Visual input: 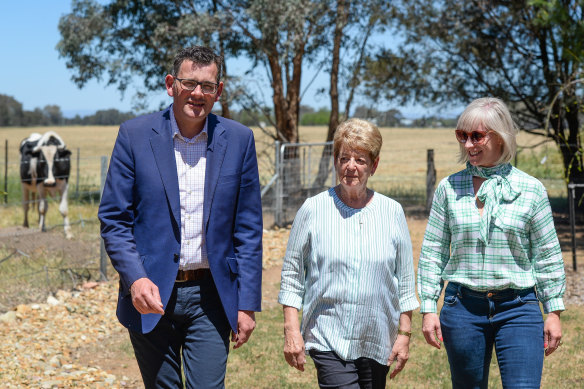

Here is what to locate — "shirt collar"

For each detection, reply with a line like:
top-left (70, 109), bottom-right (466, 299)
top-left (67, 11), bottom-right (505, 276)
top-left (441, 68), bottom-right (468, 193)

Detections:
top-left (170, 104), bottom-right (208, 142)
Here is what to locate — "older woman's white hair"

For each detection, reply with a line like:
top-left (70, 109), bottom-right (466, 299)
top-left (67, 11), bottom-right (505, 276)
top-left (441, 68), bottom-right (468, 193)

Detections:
top-left (456, 97), bottom-right (519, 165)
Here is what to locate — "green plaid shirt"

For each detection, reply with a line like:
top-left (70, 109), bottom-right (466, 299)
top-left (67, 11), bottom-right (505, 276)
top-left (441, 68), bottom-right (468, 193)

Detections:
top-left (418, 163), bottom-right (566, 314)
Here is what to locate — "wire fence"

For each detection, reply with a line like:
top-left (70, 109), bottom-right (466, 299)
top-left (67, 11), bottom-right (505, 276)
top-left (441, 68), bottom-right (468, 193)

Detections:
top-left (2, 149), bottom-right (104, 207)
top-left (0, 139), bottom-right (580, 312)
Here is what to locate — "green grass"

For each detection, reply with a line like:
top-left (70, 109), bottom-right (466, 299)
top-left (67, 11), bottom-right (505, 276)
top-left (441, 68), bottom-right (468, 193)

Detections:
top-left (225, 304), bottom-right (584, 388)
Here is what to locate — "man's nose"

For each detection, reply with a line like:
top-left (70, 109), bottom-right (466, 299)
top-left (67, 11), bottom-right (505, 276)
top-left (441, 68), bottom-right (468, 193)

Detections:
top-left (190, 84), bottom-right (205, 96)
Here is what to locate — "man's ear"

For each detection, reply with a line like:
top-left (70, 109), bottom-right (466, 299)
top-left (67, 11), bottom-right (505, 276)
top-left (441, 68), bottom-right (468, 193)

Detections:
top-left (165, 75), bottom-right (175, 97)
top-left (215, 82), bottom-right (224, 102)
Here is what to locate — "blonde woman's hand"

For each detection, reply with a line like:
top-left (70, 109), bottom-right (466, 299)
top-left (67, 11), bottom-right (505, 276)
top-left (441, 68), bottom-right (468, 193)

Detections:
top-left (422, 313), bottom-right (443, 349)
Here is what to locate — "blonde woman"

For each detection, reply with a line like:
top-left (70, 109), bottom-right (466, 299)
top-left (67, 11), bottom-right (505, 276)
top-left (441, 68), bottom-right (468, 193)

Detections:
top-left (418, 97), bottom-right (566, 388)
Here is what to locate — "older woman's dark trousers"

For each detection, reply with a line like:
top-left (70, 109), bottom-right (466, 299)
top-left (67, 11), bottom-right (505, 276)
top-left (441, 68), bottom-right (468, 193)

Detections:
top-left (309, 350), bottom-right (389, 389)
top-left (440, 282), bottom-right (544, 389)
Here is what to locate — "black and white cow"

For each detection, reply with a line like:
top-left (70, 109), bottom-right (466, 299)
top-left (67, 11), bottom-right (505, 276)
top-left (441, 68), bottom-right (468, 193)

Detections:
top-left (19, 131), bottom-right (73, 239)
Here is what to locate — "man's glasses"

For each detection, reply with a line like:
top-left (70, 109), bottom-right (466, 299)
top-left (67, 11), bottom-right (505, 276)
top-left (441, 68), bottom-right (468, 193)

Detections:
top-left (174, 77), bottom-right (219, 94)
top-left (455, 129), bottom-right (492, 145)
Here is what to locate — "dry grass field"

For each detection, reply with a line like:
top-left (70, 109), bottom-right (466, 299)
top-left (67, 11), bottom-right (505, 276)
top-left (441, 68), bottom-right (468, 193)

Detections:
top-left (0, 123), bottom-right (566, 199)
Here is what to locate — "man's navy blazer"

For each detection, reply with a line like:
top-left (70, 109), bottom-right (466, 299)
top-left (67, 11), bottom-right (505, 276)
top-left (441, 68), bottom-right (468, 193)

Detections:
top-left (98, 106), bottom-right (263, 334)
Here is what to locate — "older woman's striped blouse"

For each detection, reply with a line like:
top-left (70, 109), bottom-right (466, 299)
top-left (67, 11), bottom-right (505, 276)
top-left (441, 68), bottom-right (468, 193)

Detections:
top-left (278, 188), bottom-right (419, 365)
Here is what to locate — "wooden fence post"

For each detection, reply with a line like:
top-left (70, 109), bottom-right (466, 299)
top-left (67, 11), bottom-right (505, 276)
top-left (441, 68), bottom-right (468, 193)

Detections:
top-left (426, 149), bottom-right (436, 213)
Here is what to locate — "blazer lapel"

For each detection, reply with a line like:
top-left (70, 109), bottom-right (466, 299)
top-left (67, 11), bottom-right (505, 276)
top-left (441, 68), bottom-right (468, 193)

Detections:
top-left (204, 114), bottom-right (227, 229)
top-left (150, 109), bottom-right (180, 227)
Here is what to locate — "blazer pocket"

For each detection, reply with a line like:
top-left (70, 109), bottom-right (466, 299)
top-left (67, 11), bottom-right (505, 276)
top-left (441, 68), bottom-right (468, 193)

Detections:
top-left (218, 168), bottom-right (242, 184)
top-left (218, 173), bottom-right (240, 185)
top-left (227, 256), bottom-right (239, 275)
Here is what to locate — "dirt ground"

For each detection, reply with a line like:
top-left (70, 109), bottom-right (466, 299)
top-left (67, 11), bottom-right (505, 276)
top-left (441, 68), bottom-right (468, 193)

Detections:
top-left (0, 212), bottom-right (582, 386)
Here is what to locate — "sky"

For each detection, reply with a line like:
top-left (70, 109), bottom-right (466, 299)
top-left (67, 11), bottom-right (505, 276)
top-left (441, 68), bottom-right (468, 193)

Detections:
top-left (0, 1), bottom-right (442, 119)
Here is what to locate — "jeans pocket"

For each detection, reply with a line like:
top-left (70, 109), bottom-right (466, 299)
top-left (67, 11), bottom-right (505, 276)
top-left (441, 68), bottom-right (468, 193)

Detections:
top-left (517, 291), bottom-right (539, 305)
top-left (443, 293), bottom-right (459, 306)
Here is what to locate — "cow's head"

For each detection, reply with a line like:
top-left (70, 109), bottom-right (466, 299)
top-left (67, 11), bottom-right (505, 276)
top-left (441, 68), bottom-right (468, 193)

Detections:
top-left (32, 132), bottom-right (71, 186)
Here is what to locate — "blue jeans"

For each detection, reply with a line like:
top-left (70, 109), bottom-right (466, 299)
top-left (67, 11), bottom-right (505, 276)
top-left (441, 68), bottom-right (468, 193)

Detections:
top-left (309, 350), bottom-right (389, 389)
top-left (129, 276), bottom-right (231, 389)
top-left (440, 282), bottom-right (544, 389)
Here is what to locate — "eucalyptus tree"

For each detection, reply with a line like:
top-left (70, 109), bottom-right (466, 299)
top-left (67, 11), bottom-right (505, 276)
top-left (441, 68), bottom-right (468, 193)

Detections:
top-left (365, 0), bottom-right (584, 205)
top-left (57, 0), bottom-right (334, 145)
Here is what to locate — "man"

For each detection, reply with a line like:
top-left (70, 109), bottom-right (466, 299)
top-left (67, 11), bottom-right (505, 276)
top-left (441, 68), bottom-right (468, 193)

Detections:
top-left (98, 46), bottom-right (263, 388)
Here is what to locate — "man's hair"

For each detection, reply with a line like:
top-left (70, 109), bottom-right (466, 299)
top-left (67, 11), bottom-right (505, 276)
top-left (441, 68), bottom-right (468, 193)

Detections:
top-left (171, 46), bottom-right (223, 83)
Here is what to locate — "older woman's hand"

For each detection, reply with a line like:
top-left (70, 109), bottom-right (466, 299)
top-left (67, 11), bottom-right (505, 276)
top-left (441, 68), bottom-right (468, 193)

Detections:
top-left (544, 311), bottom-right (562, 357)
top-left (283, 306), bottom-right (306, 371)
top-left (284, 328), bottom-right (306, 371)
top-left (388, 334), bottom-right (410, 379)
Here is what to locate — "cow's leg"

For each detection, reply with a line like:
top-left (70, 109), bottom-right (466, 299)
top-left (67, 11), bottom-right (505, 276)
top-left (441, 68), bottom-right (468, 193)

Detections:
top-left (58, 181), bottom-right (72, 239)
top-left (22, 185), bottom-right (29, 228)
top-left (37, 184), bottom-right (47, 232)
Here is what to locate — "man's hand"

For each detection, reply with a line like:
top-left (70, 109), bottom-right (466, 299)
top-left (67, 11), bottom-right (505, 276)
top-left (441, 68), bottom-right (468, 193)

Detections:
top-left (232, 310), bottom-right (256, 349)
top-left (544, 311), bottom-right (562, 357)
top-left (422, 313), bottom-right (443, 349)
top-left (387, 333), bottom-right (410, 379)
top-left (130, 277), bottom-right (164, 315)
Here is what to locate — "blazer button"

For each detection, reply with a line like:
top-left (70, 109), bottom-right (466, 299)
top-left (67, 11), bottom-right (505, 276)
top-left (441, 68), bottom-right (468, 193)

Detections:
top-left (174, 254), bottom-right (179, 262)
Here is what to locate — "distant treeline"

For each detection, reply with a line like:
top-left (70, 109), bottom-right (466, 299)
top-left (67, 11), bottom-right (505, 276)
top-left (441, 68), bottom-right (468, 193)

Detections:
top-left (228, 105), bottom-right (457, 128)
top-left (0, 94), bottom-right (136, 127)
top-left (1, 93), bottom-right (457, 128)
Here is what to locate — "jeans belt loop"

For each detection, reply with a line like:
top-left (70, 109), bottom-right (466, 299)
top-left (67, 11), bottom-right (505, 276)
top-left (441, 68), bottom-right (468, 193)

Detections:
top-left (456, 282), bottom-right (463, 299)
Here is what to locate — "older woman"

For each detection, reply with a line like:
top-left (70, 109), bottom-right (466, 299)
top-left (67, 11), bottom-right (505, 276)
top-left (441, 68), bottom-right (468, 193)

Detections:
top-left (278, 118), bottom-right (419, 388)
top-left (418, 97), bottom-right (566, 388)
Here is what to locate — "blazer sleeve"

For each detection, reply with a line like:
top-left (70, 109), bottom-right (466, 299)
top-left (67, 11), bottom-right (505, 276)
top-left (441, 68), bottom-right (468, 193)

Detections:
top-left (232, 131), bottom-right (263, 312)
top-left (98, 124), bottom-right (147, 294)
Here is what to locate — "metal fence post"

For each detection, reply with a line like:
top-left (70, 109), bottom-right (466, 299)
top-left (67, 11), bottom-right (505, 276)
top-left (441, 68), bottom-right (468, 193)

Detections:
top-left (275, 141), bottom-right (282, 227)
top-left (99, 156), bottom-right (108, 281)
top-left (568, 183), bottom-right (577, 272)
top-left (75, 147), bottom-right (80, 199)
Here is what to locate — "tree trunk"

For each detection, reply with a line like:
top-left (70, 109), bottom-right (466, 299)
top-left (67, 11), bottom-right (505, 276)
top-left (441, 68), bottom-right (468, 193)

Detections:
top-left (559, 104), bottom-right (584, 215)
top-left (312, 0), bottom-right (348, 188)
top-left (218, 39), bottom-right (231, 119)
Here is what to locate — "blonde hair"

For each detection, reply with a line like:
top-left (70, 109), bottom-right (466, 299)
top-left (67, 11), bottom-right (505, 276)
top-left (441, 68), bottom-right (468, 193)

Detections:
top-left (456, 97), bottom-right (519, 165)
top-left (333, 118), bottom-right (383, 161)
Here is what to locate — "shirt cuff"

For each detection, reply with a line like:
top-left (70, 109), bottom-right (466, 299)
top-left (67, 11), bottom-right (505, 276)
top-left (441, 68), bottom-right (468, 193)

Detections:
top-left (420, 299), bottom-right (438, 313)
top-left (542, 297), bottom-right (565, 314)
top-left (278, 291), bottom-right (303, 310)
top-left (399, 296), bottom-right (420, 312)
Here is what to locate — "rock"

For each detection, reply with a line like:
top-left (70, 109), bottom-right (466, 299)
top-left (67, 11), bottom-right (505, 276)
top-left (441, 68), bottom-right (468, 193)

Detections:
top-left (0, 310), bottom-right (17, 323)
top-left (46, 295), bottom-right (60, 306)
top-left (49, 355), bottom-right (61, 368)
top-left (82, 281), bottom-right (100, 290)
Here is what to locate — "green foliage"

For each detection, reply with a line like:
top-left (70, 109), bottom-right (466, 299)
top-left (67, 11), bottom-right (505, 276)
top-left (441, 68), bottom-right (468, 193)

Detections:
top-left (300, 108), bottom-right (331, 126)
top-left (365, 0), bottom-right (584, 195)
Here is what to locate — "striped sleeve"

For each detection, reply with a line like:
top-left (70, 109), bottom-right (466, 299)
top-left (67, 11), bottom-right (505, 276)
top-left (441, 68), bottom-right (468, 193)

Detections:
top-left (278, 198), bottom-right (312, 309)
top-left (418, 181), bottom-right (451, 313)
top-left (394, 203), bottom-right (420, 312)
top-left (529, 186), bottom-right (566, 313)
